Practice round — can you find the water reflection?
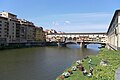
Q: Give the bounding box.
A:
[66,44,80,48]
[87,44,101,50]
[66,43,101,50]
[0,44,100,80]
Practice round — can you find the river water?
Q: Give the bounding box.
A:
[0,44,100,80]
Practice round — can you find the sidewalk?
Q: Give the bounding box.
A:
[115,66,120,80]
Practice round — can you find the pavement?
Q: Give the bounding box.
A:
[115,66,120,80]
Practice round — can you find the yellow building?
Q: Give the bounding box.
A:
[35,27,45,42]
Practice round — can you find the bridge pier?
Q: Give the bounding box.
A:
[57,42,60,47]
[80,42,87,48]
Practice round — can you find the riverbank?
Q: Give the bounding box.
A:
[0,42,46,50]
[0,42,62,50]
[56,48,120,80]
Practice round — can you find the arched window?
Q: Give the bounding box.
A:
[68,37,72,40]
[73,37,76,41]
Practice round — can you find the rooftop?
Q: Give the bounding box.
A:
[107,9,120,34]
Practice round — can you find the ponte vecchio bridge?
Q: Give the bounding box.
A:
[46,10,120,50]
[46,32,107,48]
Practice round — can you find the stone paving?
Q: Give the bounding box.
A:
[115,67,120,80]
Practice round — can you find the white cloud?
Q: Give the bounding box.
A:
[64,21,71,24]
[52,21,59,26]
[51,23,108,33]
[29,12,112,32]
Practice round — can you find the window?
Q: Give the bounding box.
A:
[4,22,7,23]
[0,21,2,23]
[0,24,2,26]
[4,28,8,30]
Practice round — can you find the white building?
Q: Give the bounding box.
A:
[107,10,120,50]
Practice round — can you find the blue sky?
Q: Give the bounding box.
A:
[0,0,120,32]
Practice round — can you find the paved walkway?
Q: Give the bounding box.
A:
[115,66,120,80]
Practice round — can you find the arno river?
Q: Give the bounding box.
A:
[0,44,100,80]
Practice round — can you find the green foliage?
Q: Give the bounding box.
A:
[56,48,120,80]
[92,48,120,80]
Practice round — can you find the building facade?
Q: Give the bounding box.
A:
[19,19,35,42]
[0,16,8,45]
[0,11,45,45]
[107,10,120,50]
[35,27,45,42]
